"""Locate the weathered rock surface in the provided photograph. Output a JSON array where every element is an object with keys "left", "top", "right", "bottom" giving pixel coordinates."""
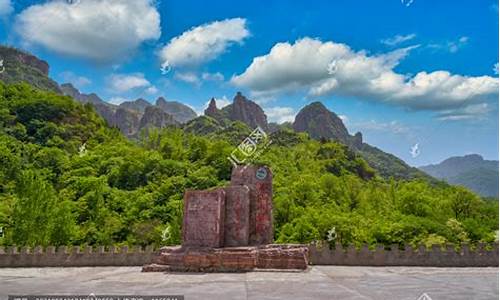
[
  {"left": 0, "top": 45, "right": 60, "bottom": 93},
  {"left": 143, "top": 244, "right": 309, "bottom": 272},
  {"left": 293, "top": 101, "right": 351, "bottom": 144},
  {"left": 182, "top": 189, "right": 226, "bottom": 248},
  {"left": 231, "top": 165, "right": 273, "bottom": 245},
  {"left": 138, "top": 106, "right": 178, "bottom": 131},
  {"left": 156, "top": 97, "right": 197, "bottom": 123},
  {"left": 224, "top": 185, "right": 250, "bottom": 247},
  {"left": 205, "top": 92, "right": 268, "bottom": 130},
  {"left": 119, "top": 98, "right": 151, "bottom": 113}
]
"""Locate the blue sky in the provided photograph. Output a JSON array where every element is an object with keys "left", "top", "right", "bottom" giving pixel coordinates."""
[{"left": 0, "top": 0, "right": 498, "bottom": 166}]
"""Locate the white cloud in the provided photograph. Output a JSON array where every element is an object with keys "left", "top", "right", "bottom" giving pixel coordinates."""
[
  {"left": 437, "top": 103, "right": 492, "bottom": 121},
  {"left": 339, "top": 115, "right": 349, "bottom": 123},
  {"left": 159, "top": 18, "right": 249, "bottom": 68},
  {"left": 145, "top": 86, "right": 159, "bottom": 95},
  {"left": 174, "top": 72, "right": 200, "bottom": 85},
  {"left": 428, "top": 36, "right": 469, "bottom": 53},
  {"left": 381, "top": 34, "right": 416, "bottom": 46},
  {"left": 354, "top": 120, "right": 410, "bottom": 135},
  {"left": 108, "top": 96, "right": 130, "bottom": 105},
  {"left": 16, "top": 0, "right": 160, "bottom": 62},
  {"left": 494, "top": 63, "right": 499, "bottom": 75},
  {"left": 107, "top": 73, "right": 151, "bottom": 94},
  {"left": 232, "top": 37, "right": 498, "bottom": 120},
  {"left": 0, "top": 0, "right": 13, "bottom": 17},
  {"left": 264, "top": 106, "right": 296, "bottom": 124},
  {"left": 59, "top": 71, "right": 91, "bottom": 89},
  {"left": 202, "top": 72, "right": 225, "bottom": 81}
]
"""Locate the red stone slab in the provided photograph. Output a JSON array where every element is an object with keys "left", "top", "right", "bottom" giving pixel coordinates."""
[
  {"left": 182, "top": 189, "right": 225, "bottom": 248},
  {"left": 143, "top": 244, "right": 308, "bottom": 272},
  {"left": 224, "top": 185, "right": 250, "bottom": 247},
  {"left": 231, "top": 166, "right": 273, "bottom": 245}
]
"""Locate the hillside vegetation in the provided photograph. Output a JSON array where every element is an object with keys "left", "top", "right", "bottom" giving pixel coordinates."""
[{"left": 0, "top": 83, "right": 497, "bottom": 248}]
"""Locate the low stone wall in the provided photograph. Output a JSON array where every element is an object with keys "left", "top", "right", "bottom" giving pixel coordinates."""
[
  {"left": 309, "top": 243, "right": 499, "bottom": 267},
  {"left": 0, "top": 244, "right": 497, "bottom": 268},
  {"left": 0, "top": 246, "right": 156, "bottom": 267}
]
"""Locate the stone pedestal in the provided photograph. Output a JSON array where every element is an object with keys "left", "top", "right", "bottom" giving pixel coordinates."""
[
  {"left": 143, "top": 244, "right": 309, "bottom": 272},
  {"left": 143, "top": 165, "right": 308, "bottom": 272}
]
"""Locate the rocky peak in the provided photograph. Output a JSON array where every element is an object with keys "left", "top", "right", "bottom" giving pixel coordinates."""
[
  {"left": 155, "top": 97, "right": 198, "bottom": 123},
  {"left": 293, "top": 102, "right": 351, "bottom": 144},
  {"left": 156, "top": 97, "right": 167, "bottom": 106},
  {"left": 120, "top": 98, "right": 151, "bottom": 113},
  {"left": 0, "top": 45, "right": 60, "bottom": 93},
  {"left": 139, "top": 106, "right": 178, "bottom": 130},
  {"left": 60, "top": 83, "right": 107, "bottom": 106},
  {"left": 4, "top": 47, "right": 50, "bottom": 75},
  {"left": 60, "top": 83, "right": 79, "bottom": 98},
  {"left": 353, "top": 132, "right": 363, "bottom": 149},
  {"left": 205, "top": 98, "right": 219, "bottom": 117},
  {"left": 225, "top": 92, "right": 268, "bottom": 130}
]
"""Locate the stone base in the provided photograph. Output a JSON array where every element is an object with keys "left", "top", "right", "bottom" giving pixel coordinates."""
[{"left": 142, "top": 244, "right": 309, "bottom": 272}]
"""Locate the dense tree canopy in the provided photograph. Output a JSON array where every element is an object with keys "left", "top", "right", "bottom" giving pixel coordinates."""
[{"left": 0, "top": 83, "right": 497, "bottom": 248}]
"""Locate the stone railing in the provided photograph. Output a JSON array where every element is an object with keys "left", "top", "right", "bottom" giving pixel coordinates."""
[
  {"left": 0, "top": 243, "right": 497, "bottom": 268},
  {"left": 0, "top": 245, "right": 156, "bottom": 267},
  {"left": 309, "top": 243, "right": 499, "bottom": 267}
]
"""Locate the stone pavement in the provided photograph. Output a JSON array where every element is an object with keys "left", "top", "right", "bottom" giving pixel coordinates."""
[{"left": 0, "top": 266, "right": 497, "bottom": 300}]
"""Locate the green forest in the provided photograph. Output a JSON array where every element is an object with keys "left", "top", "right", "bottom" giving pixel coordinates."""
[{"left": 0, "top": 82, "right": 497, "bottom": 248}]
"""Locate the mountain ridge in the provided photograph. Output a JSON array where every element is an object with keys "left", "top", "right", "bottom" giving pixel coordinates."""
[{"left": 420, "top": 154, "right": 499, "bottom": 197}]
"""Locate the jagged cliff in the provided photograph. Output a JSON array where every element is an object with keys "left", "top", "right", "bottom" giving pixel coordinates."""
[
  {"left": 205, "top": 92, "right": 268, "bottom": 130},
  {"left": 0, "top": 45, "right": 60, "bottom": 93}
]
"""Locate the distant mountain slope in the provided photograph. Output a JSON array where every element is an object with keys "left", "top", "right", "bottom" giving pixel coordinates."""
[
  {"left": 420, "top": 154, "right": 499, "bottom": 197},
  {"left": 0, "top": 45, "right": 60, "bottom": 93},
  {"left": 61, "top": 83, "right": 178, "bottom": 137},
  {"left": 120, "top": 98, "right": 151, "bottom": 113},
  {"left": 156, "top": 97, "right": 197, "bottom": 123},
  {"left": 292, "top": 102, "right": 431, "bottom": 181}
]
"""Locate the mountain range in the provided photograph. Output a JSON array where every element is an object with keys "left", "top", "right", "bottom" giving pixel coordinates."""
[
  {"left": 59, "top": 82, "right": 196, "bottom": 137},
  {"left": 420, "top": 154, "right": 499, "bottom": 197},
  {"left": 2, "top": 45, "right": 497, "bottom": 190}
]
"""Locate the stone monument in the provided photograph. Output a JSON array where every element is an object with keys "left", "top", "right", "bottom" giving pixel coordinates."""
[{"left": 143, "top": 165, "right": 309, "bottom": 272}]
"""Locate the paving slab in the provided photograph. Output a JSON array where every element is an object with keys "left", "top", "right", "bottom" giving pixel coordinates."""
[{"left": 0, "top": 266, "right": 497, "bottom": 300}]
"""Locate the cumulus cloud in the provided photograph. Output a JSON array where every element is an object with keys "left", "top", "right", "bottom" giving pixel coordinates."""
[
  {"left": 59, "top": 71, "right": 91, "bottom": 89},
  {"left": 107, "top": 73, "right": 152, "bottom": 94},
  {"left": 232, "top": 38, "right": 498, "bottom": 119},
  {"left": 174, "top": 72, "right": 200, "bottom": 85},
  {"left": 145, "top": 86, "right": 159, "bottom": 95},
  {"left": 202, "top": 72, "right": 225, "bottom": 81},
  {"left": 16, "top": 0, "right": 161, "bottom": 62},
  {"left": 264, "top": 106, "right": 296, "bottom": 124},
  {"left": 0, "top": 0, "right": 13, "bottom": 17},
  {"left": 159, "top": 18, "right": 249, "bottom": 68},
  {"left": 381, "top": 34, "right": 416, "bottom": 46}
]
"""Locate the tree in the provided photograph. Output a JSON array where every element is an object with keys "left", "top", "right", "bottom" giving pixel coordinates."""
[{"left": 11, "top": 170, "right": 74, "bottom": 246}]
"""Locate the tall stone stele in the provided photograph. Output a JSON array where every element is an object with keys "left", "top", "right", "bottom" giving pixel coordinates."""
[
  {"left": 143, "top": 165, "right": 309, "bottom": 272},
  {"left": 181, "top": 165, "right": 273, "bottom": 248}
]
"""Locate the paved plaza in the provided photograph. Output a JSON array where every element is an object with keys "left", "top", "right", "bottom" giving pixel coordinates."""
[{"left": 0, "top": 266, "right": 497, "bottom": 300}]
